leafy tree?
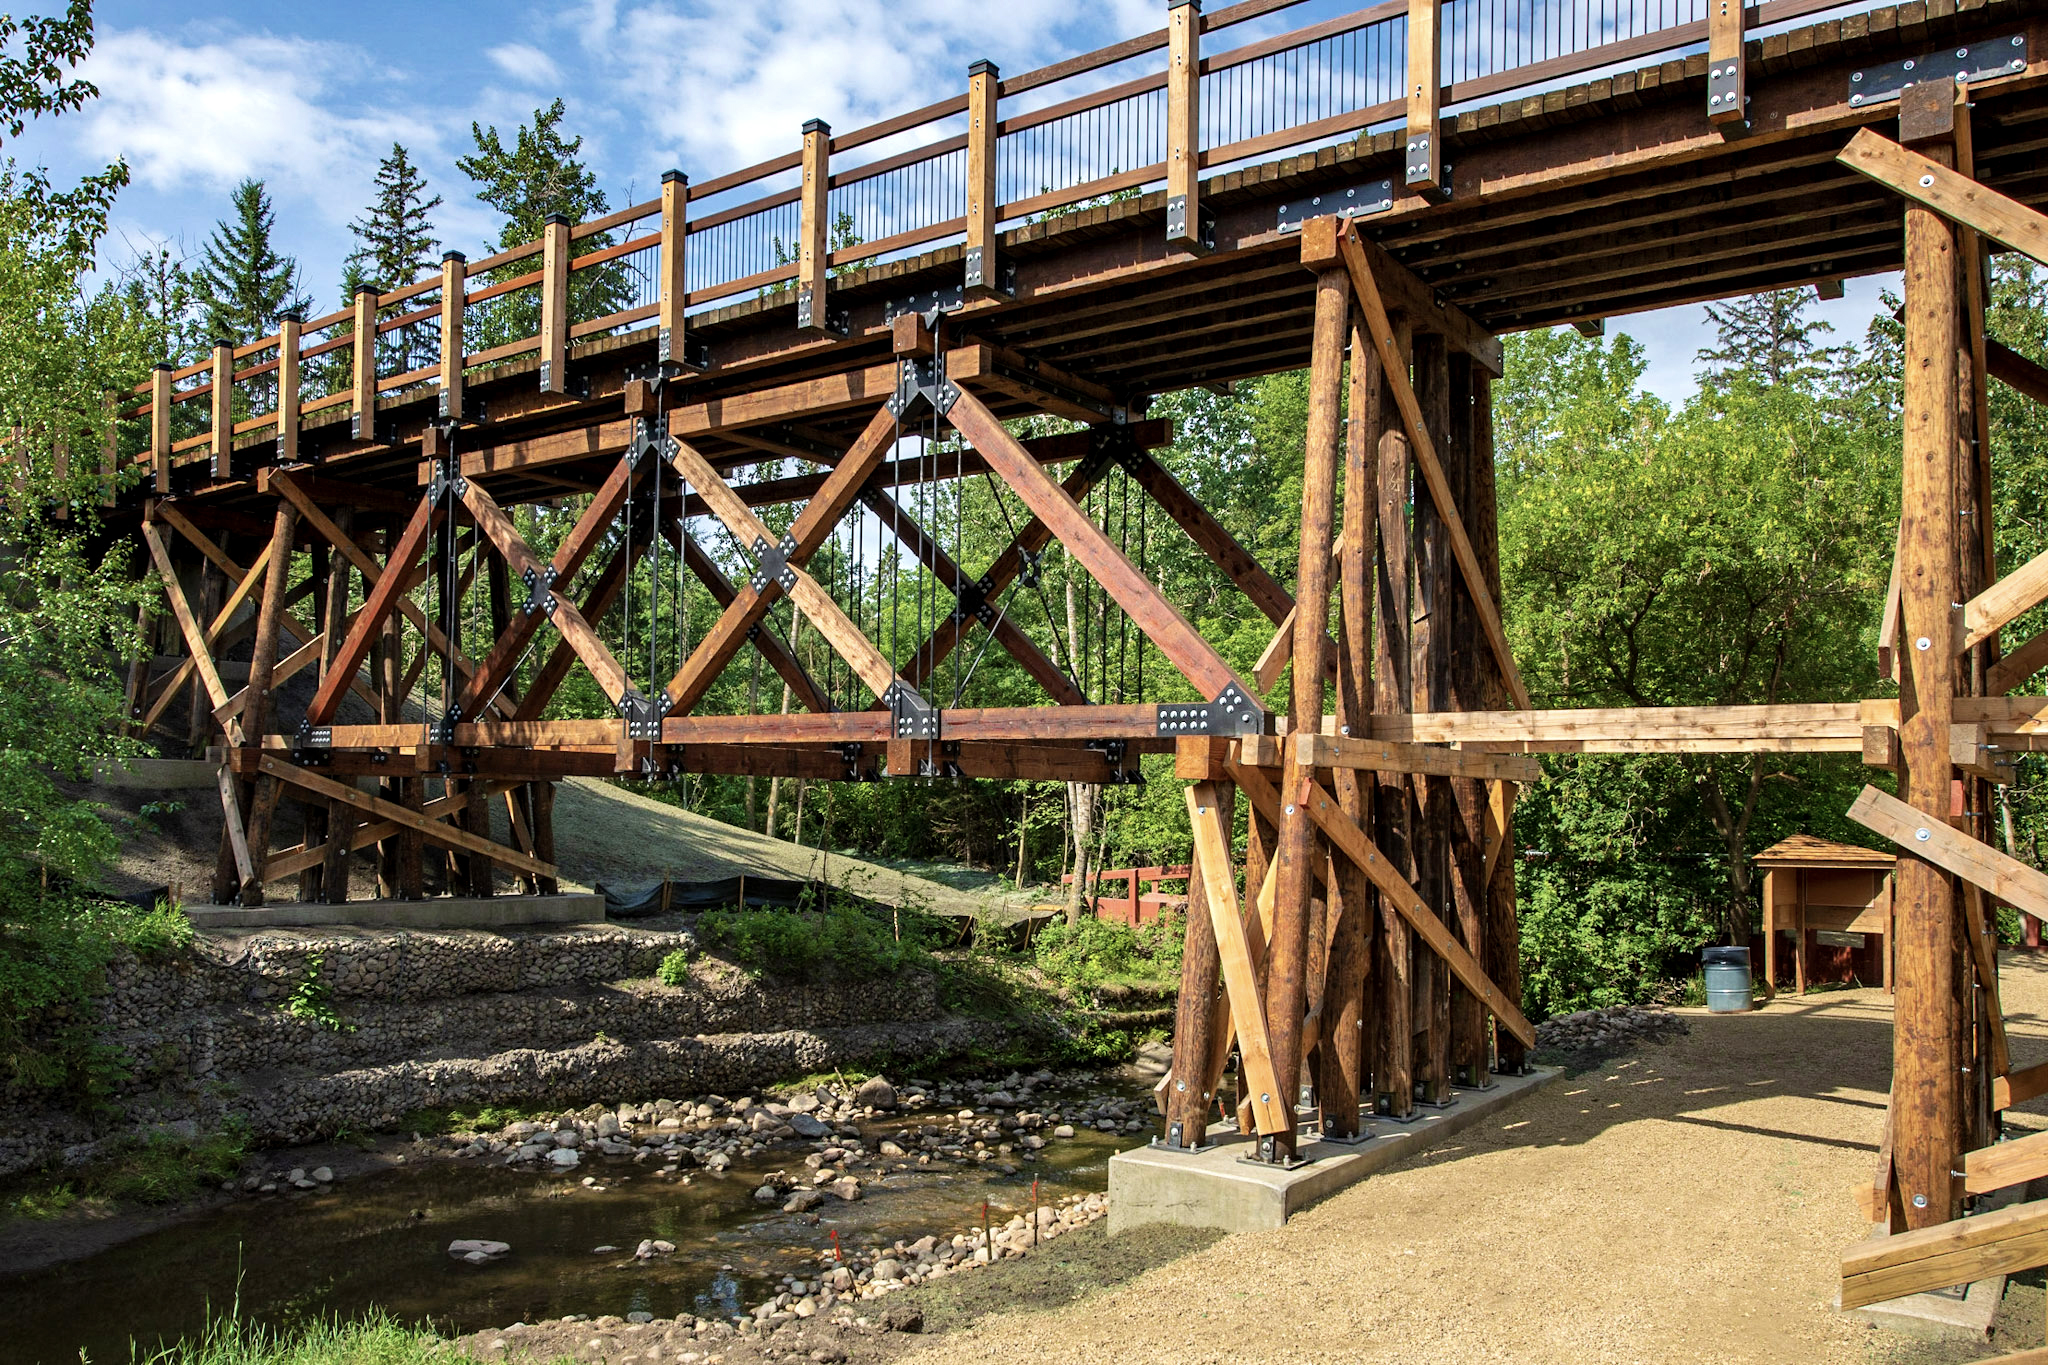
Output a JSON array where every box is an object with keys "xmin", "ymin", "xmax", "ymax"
[
  {"xmin": 0, "ymin": 0, "xmax": 168, "ymax": 1099},
  {"xmin": 1500, "ymin": 310, "xmax": 1895, "ymax": 950},
  {"xmin": 458, "ymin": 98, "xmax": 607, "ymax": 247},
  {"xmin": 457, "ymin": 99, "xmax": 631, "ymax": 348},
  {"xmin": 191, "ymin": 178, "xmax": 308, "ymax": 346}
]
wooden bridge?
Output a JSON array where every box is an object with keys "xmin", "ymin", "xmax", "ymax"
[{"xmin": 88, "ymin": 0, "xmax": 2048, "ymax": 1292}]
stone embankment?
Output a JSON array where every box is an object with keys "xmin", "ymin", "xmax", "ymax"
[{"xmin": 4, "ymin": 921, "xmax": 1008, "ymax": 1178}]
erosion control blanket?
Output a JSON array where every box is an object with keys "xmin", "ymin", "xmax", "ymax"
[{"xmin": 598, "ymin": 874, "xmax": 882, "ymax": 918}]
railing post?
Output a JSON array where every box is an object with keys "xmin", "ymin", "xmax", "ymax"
[
  {"xmin": 659, "ymin": 170, "xmax": 691, "ymax": 368},
  {"xmin": 797, "ymin": 118, "xmax": 835, "ymax": 333},
  {"xmin": 210, "ymin": 339, "xmax": 234, "ymax": 480},
  {"xmin": 541, "ymin": 213, "xmax": 571, "ymax": 392},
  {"xmin": 965, "ymin": 60, "xmax": 1002, "ymax": 294},
  {"xmin": 1708, "ymin": 0, "xmax": 1747, "ymax": 128},
  {"xmin": 276, "ymin": 312, "xmax": 302, "ymax": 464},
  {"xmin": 351, "ymin": 285, "xmax": 377, "ymax": 440},
  {"xmin": 150, "ymin": 362, "xmax": 173, "ymax": 494},
  {"xmin": 100, "ymin": 396, "xmax": 117, "ymax": 508},
  {"xmin": 1166, "ymin": 0, "xmax": 1206, "ymax": 252},
  {"xmin": 439, "ymin": 250, "xmax": 467, "ymax": 420},
  {"xmin": 1404, "ymin": 0, "xmax": 1444, "ymax": 195}
]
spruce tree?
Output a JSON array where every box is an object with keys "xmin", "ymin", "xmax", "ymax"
[
  {"xmin": 1696, "ymin": 288, "xmax": 1852, "ymax": 388},
  {"xmin": 192, "ymin": 178, "xmax": 308, "ymax": 346},
  {"xmin": 346, "ymin": 143, "xmax": 441, "ymax": 293}
]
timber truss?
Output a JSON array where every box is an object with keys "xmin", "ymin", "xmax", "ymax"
[{"xmin": 96, "ymin": 0, "xmax": 2048, "ymax": 1250}]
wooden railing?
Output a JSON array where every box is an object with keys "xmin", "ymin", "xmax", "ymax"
[{"xmin": 121, "ymin": 0, "xmax": 1889, "ymax": 488}]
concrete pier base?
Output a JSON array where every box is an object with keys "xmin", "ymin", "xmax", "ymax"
[
  {"xmin": 1109, "ymin": 1065, "xmax": 1561, "ymax": 1234},
  {"xmin": 185, "ymin": 893, "xmax": 605, "ymax": 931}
]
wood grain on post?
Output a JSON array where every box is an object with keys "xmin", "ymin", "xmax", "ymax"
[
  {"xmin": 964, "ymin": 62, "xmax": 1000, "ymax": 295},
  {"xmin": 439, "ymin": 252, "xmax": 466, "ymax": 421},
  {"xmin": 209, "ymin": 341, "xmax": 234, "ymax": 480},
  {"xmin": 658, "ymin": 171, "xmax": 689, "ymax": 366},
  {"xmin": 1373, "ymin": 313, "xmax": 1416, "ymax": 1119},
  {"xmin": 1892, "ymin": 88, "xmax": 1964, "ymax": 1232},
  {"xmin": 235, "ymin": 498, "xmax": 303, "ymax": 904},
  {"xmin": 1403, "ymin": 0, "xmax": 1443, "ymax": 193},
  {"xmin": 277, "ymin": 314, "xmax": 302, "ymax": 464},
  {"xmin": 1165, "ymin": 0, "xmax": 1203, "ymax": 253},
  {"xmin": 350, "ymin": 287, "xmax": 377, "ymax": 439},
  {"xmin": 1444, "ymin": 351, "xmax": 1490, "ymax": 1085},
  {"xmin": 1166, "ymin": 780, "xmax": 1231, "ymax": 1146},
  {"xmin": 797, "ymin": 120, "xmax": 832, "ymax": 333},
  {"xmin": 1265, "ymin": 258, "xmax": 1349, "ymax": 1158},
  {"xmin": 540, "ymin": 214, "xmax": 572, "ymax": 393}
]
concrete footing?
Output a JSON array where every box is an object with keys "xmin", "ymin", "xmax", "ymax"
[
  {"xmin": 185, "ymin": 893, "xmax": 605, "ymax": 931},
  {"xmin": 1837, "ymin": 1275, "xmax": 2002, "ymax": 1343},
  {"xmin": 1108, "ymin": 1065, "xmax": 1561, "ymax": 1234}
]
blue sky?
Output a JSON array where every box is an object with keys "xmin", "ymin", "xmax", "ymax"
[{"xmin": 13, "ymin": 0, "xmax": 1899, "ymax": 402}]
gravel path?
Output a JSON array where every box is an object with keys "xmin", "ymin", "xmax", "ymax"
[{"xmin": 879, "ymin": 952, "xmax": 2048, "ymax": 1365}]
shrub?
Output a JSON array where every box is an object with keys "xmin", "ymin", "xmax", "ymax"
[
  {"xmin": 655, "ymin": 947, "xmax": 693, "ymax": 985},
  {"xmin": 1032, "ymin": 912, "xmax": 1185, "ymax": 996},
  {"xmin": 281, "ymin": 955, "xmax": 351, "ymax": 1033},
  {"xmin": 695, "ymin": 897, "xmax": 934, "ymax": 983}
]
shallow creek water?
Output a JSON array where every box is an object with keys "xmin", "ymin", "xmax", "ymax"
[{"xmin": 1, "ymin": 1090, "xmax": 1151, "ymax": 1365}]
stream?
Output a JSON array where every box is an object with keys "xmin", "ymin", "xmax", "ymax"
[{"xmin": 0, "ymin": 1082, "xmax": 1153, "ymax": 1365}]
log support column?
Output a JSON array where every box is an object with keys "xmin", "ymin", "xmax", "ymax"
[{"xmin": 1892, "ymin": 81, "xmax": 1966, "ymax": 1232}]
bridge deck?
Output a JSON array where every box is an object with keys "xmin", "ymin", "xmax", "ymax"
[{"xmin": 126, "ymin": 0, "xmax": 2048, "ymax": 520}]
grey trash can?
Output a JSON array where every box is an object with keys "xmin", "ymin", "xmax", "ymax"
[{"xmin": 1701, "ymin": 945, "xmax": 1753, "ymax": 1014}]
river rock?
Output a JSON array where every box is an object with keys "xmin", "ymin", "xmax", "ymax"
[
  {"xmin": 754, "ymin": 1184, "xmax": 781, "ymax": 1203},
  {"xmin": 786, "ymin": 1113, "xmax": 830, "ymax": 1139},
  {"xmin": 310, "ymin": 1166, "xmax": 333, "ymax": 1183},
  {"xmin": 1053, "ymin": 1125, "xmax": 1075, "ymax": 1138},
  {"xmin": 448, "ymin": 1239, "xmax": 510, "ymax": 1261},
  {"xmin": 547, "ymin": 1148, "xmax": 581, "ymax": 1169},
  {"xmin": 783, "ymin": 1188, "xmax": 825, "ymax": 1213},
  {"xmin": 878, "ymin": 1140, "xmax": 906, "ymax": 1157},
  {"xmin": 553, "ymin": 1130, "xmax": 582, "ymax": 1149},
  {"xmin": 855, "ymin": 1076, "xmax": 897, "ymax": 1110},
  {"xmin": 827, "ymin": 1177, "xmax": 861, "ymax": 1201},
  {"xmin": 872, "ymin": 1258, "xmax": 903, "ymax": 1281},
  {"xmin": 787, "ymin": 1094, "xmax": 820, "ymax": 1113}
]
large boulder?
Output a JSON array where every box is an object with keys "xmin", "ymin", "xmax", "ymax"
[{"xmin": 855, "ymin": 1076, "xmax": 898, "ymax": 1110}]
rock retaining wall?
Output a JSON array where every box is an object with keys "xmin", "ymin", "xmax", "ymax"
[{"xmin": 3, "ymin": 922, "xmax": 991, "ymax": 1178}]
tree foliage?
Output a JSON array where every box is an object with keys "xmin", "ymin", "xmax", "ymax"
[{"xmin": 191, "ymin": 178, "xmax": 308, "ymax": 346}]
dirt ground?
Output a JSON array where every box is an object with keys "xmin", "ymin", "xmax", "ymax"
[{"xmin": 859, "ymin": 951, "xmax": 2048, "ymax": 1365}]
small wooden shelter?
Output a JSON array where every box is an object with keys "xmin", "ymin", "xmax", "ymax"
[{"xmin": 1755, "ymin": 835, "xmax": 1896, "ymax": 995}]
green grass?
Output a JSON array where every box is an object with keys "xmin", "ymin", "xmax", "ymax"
[
  {"xmin": 88, "ymin": 1124, "xmax": 248, "ymax": 1204},
  {"xmin": 124, "ymin": 1310, "xmax": 488, "ymax": 1365},
  {"xmin": 397, "ymin": 1104, "xmax": 543, "ymax": 1137},
  {"xmin": 5, "ymin": 1180, "xmax": 83, "ymax": 1219}
]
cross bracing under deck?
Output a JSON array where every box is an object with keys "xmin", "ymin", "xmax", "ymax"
[{"xmin": 86, "ymin": 0, "xmax": 2048, "ymax": 1258}]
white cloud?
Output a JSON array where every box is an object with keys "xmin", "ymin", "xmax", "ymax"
[
  {"xmin": 70, "ymin": 27, "xmax": 438, "ymax": 216},
  {"xmin": 581, "ymin": 0, "xmax": 1157, "ymax": 172},
  {"xmin": 486, "ymin": 43, "xmax": 562, "ymax": 87}
]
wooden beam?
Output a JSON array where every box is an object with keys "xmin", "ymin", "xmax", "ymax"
[
  {"xmin": 1299, "ymin": 775, "xmax": 1536, "ymax": 1048},
  {"xmin": 140, "ymin": 522, "xmax": 235, "ymax": 719},
  {"xmin": 1838, "ymin": 129, "xmax": 2048, "ymax": 272},
  {"xmin": 1995, "ymin": 1059, "xmax": 2048, "ymax": 1113},
  {"xmin": 1841, "ymin": 1194, "xmax": 2048, "ymax": 1310},
  {"xmin": 149, "ymin": 363, "xmax": 172, "ymax": 493},
  {"xmin": 1706, "ymin": 0, "xmax": 1746, "ymax": 127},
  {"xmin": 216, "ymin": 764, "xmax": 254, "ymax": 890},
  {"xmin": 1186, "ymin": 781, "xmax": 1290, "ymax": 1139},
  {"xmin": 1125, "ymin": 448, "xmax": 1291, "ymax": 626},
  {"xmin": 964, "ymin": 61, "xmax": 1000, "ymax": 295},
  {"xmin": 1340, "ymin": 224, "xmax": 1528, "ymax": 708},
  {"xmin": 1403, "ymin": 0, "xmax": 1443, "ymax": 194},
  {"xmin": 257, "ymin": 754, "xmax": 555, "ymax": 879},
  {"xmin": 945, "ymin": 386, "xmax": 1256, "ymax": 707},
  {"xmin": 666, "ymin": 519, "xmax": 834, "ymax": 717},
  {"xmin": 1960, "ymin": 546, "xmax": 2048, "ymax": 654},
  {"xmin": 1991, "ymin": 338, "xmax": 2048, "ymax": 408},
  {"xmin": 1165, "ymin": 0, "xmax": 1204, "ymax": 254},
  {"xmin": 797, "ymin": 119, "xmax": 832, "ymax": 333},
  {"xmin": 658, "ymin": 171, "xmax": 689, "ymax": 367},
  {"xmin": 209, "ymin": 341, "xmax": 233, "ymax": 480},
  {"xmin": 461, "ymin": 480, "xmax": 634, "ymax": 705},
  {"xmin": 276, "ymin": 313, "xmax": 301, "ymax": 464},
  {"xmin": 350, "ymin": 287, "xmax": 377, "ymax": 440},
  {"xmin": 305, "ymin": 493, "xmax": 438, "ymax": 727},
  {"xmin": 1278, "ymin": 731, "xmax": 1543, "ymax": 783},
  {"xmin": 540, "ymin": 214, "xmax": 571, "ymax": 392},
  {"xmin": 438, "ymin": 252, "xmax": 465, "ymax": 421},
  {"xmin": 1850, "ymin": 784, "xmax": 2048, "ymax": 923}
]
